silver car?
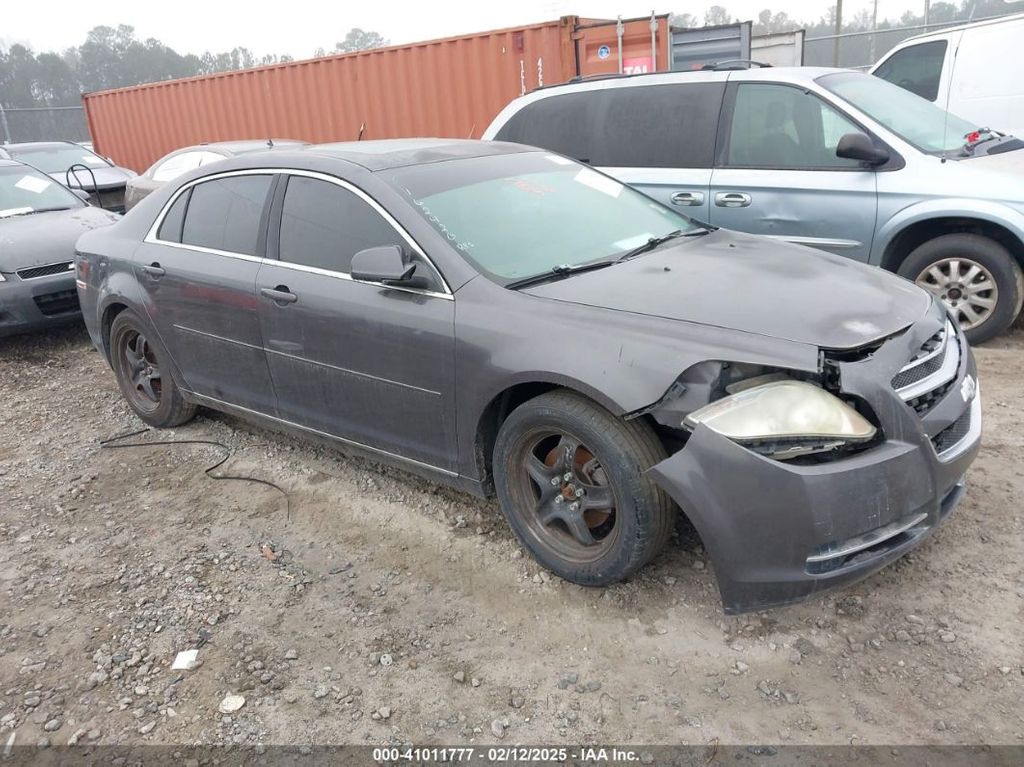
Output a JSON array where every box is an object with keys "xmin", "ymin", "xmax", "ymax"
[{"xmin": 484, "ymin": 66, "xmax": 1024, "ymax": 343}]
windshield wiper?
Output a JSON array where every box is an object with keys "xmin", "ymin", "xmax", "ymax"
[
  {"xmin": 961, "ymin": 127, "xmax": 1003, "ymax": 154},
  {"xmin": 2, "ymin": 206, "xmax": 73, "ymax": 218},
  {"xmin": 614, "ymin": 228, "xmax": 709, "ymax": 262},
  {"xmin": 505, "ymin": 260, "xmax": 617, "ymax": 290}
]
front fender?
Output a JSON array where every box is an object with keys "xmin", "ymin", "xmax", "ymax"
[{"xmin": 873, "ymin": 197, "xmax": 1024, "ymax": 265}]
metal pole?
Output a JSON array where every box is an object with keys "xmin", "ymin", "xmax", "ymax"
[
  {"xmin": 616, "ymin": 16, "xmax": 624, "ymax": 74},
  {"xmin": 924, "ymin": 0, "xmax": 931, "ymax": 28},
  {"xmin": 870, "ymin": 0, "xmax": 879, "ymax": 63},
  {"xmin": 0, "ymin": 104, "xmax": 11, "ymax": 144},
  {"xmin": 650, "ymin": 11, "xmax": 658, "ymax": 71},
  {"xmin": 833, "ymin": 0, "xmax": 844, "ymax": 66}
]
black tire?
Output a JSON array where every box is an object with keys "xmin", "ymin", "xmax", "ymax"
[
  {"xmin": 897, "ymin": 233, "xmax": 1023, "ymax": 345},
  {"xmin": 492, "ymin": 390, "xmax": 673, "ymax": 586},
  {"xmin": 110, "ymin": 309, "xmax": 196, "ymax": 428}
]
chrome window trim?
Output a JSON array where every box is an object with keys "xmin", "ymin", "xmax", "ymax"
[
  {"xmin": 183, "ymin": 389, "xmax": 458, "ymax": 478},
  {"xmin": 144, "ymin": 167, "xmax": 453, "ymax": 300},
  {"xmin": 895, "ymin": 320, "xmax": 959, "ymax": 401}
]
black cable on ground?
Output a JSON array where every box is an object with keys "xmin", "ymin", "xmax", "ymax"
[{"xmin": 99, "ymin": 427, "xmax": 291, "ymax": 520}]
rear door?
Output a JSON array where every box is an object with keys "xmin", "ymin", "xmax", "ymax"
[
  {"xmin": 709, "ymin": 81, "xmax": 878, "ymax": 261},
  {"xmin": 255, "ymin": 172, "xmax": 457, "ymax": 471},
  {"xmin": 135, "ymin": 171, "xmax": 278, "ymax": 414},
  {"xmin": 491, "ymin": 80, "xmax": 726, "ymax": 225}
]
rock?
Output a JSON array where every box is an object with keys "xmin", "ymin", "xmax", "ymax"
[
  {"xmin": 735, "ymin": 661, "xmax": 750, "ymax": 673},
  {"xmin": 313, "ymin": 686, "xmax": 328, "ymax": 699},
  {"xmin": 940, "ymin": 632, "xmax": 957, "ymax": 643},
  {"xmin": 793, "ymin": 637, "xmax": 815, "ymax": 656},
  {"xmin": 471, "ymin": 678, "xmax": 481, "ymax": 688},
  {"xmin": 556, "ymin": 672, "xmax": 578, "ymax": 690},
  {"xmin": 23, "ymin": 695, "xmax": 41, "ymax": 708},
  {"xmin": 788, "ymin": 650, "xmax": 802, "ymax": 665},
  {"xmin": 895, "ymin": 630, "xmax": 912, "ymax": 642},
  {"xmin": 453, "ymin": 670, "xmax": 466, "ymax": 683},
  {"xmin": 585, "ymin": 681, "xmax": 602, "ymax": 692},
  {"xmin": 490, "ymin": 718, "xmax": 506, "ymax": 738},
  {"xmin": 138, "ymin": 721, "xmax": 156, "ymax": 735},
  {"xmin": 218, "ymin": 694, "xmax": 245, "ymax": 714},
  {"xmin": 378, "ymin": 706, "xmax": 391, "ymax": 720},
  {"xmin": 134, "ymin": 685, "xmax": 149, "ymax": 696},
  {"xmin": 945, "ymin": 673, "xmax": 963, "ymax": 687},
  {"xmin": 835, "ymin": 595, "xmax": 865, "ymax": 616},
  {"xmin": 284, "ymin": 649, "xmax": 298, "ymax": 660},
  {"xmin": 906, "ymin": 614, "xmax": 925, "ymax": 625},
  {"xmin": 43, "ymin": 718, "xmax": 63, "ymax": 732},
  {"xmin": 66, "ymin": 729, "xmax": 87, "ymax": 746},
  {"xmin": 692, "ymin": 560, "xmax": 705, "ymax": 570},
  {"xmin": 999, "ymin": 666, "xmax": 1012, "ymax": 675}
]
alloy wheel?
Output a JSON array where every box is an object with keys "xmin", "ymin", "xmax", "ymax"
[
  {"xmin": 120, "ymin": 329, "xmax": 162, "ymax": 412},
  {"xmin": 915, "ymin": 257, "xmax": 998, "ymax": 331}
]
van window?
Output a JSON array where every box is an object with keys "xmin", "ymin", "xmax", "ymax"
[
  {"xmin": 494, "ymin": 83, "xmax": 724, "ymax": 169},
  {"xmin": 873, "ymin": 40, "xmax": 947, "ymax": 102},
  {"xmin": 180, "ymin": 175, "xmax": 272, "ymax": 255},
  {"xmin": 724, "ymin": 83, "xmax": 862, "ymax": 169}
]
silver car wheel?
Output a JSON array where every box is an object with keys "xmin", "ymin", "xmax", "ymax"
[{"xmin": 915, "ymin": 257, "xmax": 998, "ymax": 331}]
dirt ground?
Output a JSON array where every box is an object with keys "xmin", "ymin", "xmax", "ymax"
[{"xmin": 0, "ymin": 322, "xmax": 1021, "ymax": 751}]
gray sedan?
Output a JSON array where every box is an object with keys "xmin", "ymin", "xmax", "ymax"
[
  {"xmin": 74, "ymin": 140, "xmax": 981, "ymax": 613},
  {"xmin": 0, "ymin": 160, "xmax": 119, "ymax": 337}
]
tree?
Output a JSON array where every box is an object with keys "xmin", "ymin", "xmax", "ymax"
[
  {"xmin": 703, "ymin": 5, "xmax": 733, "ymax": 27},
  {"xmin": 334, "ymin": 28, "xmax": 388, "ymax": 53}
]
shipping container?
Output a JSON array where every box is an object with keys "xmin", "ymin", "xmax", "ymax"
[{"xmin": 84, "ymin": 14, "xmax": 671, "ymax": 172}]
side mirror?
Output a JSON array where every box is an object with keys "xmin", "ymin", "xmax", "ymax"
[
  {"xmin": 71, "ymin": 188, "xmax": 92, "ymax": 202},
  {"xmin": 836, "ymin": 132, "xmax": 890, "ymax": 166},
  {"xmin": 350, "ymin": 245, "xmax": 416, "ymax": 284}
]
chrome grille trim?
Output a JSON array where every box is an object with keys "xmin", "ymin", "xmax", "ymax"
[
  {"xmin": 894, "ymin": 320, "xmax": 960, "ymax": 405},
  {"xmin": 16, "ymin": 261, "xmax": 75, "ymax": 280},
  {"xmin": 935, "ymin": 387, "xmax": 982, "ymax": 462}
]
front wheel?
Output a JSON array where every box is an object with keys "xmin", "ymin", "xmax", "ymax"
[
  {"xmin": 898, "ymin": 233, "xmax": 1023, "ymax": 344},
  {"xmin": 492, "ymin": 390, "xmax": 673, "ymax": 586}
]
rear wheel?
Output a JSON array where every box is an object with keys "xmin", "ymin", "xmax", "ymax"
[
  {"xmin": 110, "ymin": 310, "xmax": 196, "ymax": 428},
  {"xmin": 898, "ymin": 233, "xmax": 1023, "ymax": 344},
  {"xmin": 492, "ymin": 390, "xmax": 673, "ymax": 586}
]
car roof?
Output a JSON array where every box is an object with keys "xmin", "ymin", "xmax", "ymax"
[
  {"xmin": 295, "ymin": 138, "xmax": 532, "ymax": 171},
  {"xmin": 186, "ymin": 139, "xmax": 308, "ymax": 154},
  {"xmin": 0, "ymin": 158, "xmax": 27, "ymax": 168},
  {"xmin": 2, "ymin": 141, "xmax": 85, "ymax": 151}
]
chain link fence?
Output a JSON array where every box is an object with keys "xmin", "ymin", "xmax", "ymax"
[
  {"xmin": 0, "ymin": 105, "xmax": 90, "ymax": 145},
  {"xmin": 804, "ymin": 12, "xmax": 1016, "ymax": 70}
]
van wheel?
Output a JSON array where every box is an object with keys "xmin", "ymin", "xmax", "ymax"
[
  {"xmin": 110, "ymin": 310, "xmax": 196, "ymax": 428},
  {"xmin": 492, "ymin": 390, "xmax": 673, "ymax": 586},
  {"xmin": 898, "ymin": 234, "xmax": 1022, "ymax": 344}
]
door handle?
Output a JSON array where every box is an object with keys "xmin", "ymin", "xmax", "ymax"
[
  {"xmin": 714, "ymin": 192, "xmax": 752, "ymax": 208},
  {"xmin": 141, "ymin": 262, "xmax": 165, "ymax": 278},
  {"xmin": 670, "ymin": 191, "xmax": 705, "ymax": 206},
  {"xmin": 260, "ymin": 286, "xmax": 298, "ymax": 304}
]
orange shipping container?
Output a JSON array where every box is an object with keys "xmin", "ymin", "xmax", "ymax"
[{"xmin": 83, "ymin": 15, "xmax": 670, "ymax": 172}]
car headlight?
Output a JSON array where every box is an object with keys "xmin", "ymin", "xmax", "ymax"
[{"xmin": 683, "ymin": 380, "xmax": 876, "ymax": 460}]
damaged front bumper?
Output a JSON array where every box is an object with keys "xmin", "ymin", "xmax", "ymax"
[{"xmin": 647, "ymin": 312, "xmax": 981, "ymax": 614}]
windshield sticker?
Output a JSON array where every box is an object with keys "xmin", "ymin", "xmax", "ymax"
[
  {"xmin": 544, "ymin": 155, "xmax": 575, "ymax": 165},
  {"xmin": 82, "ymin": 155, "xmax": 106, "ymax": 165},
  {"xmin": 503, "ymin": 177, "xmax": 555, "ymax": 197},
  {"xmin": 14, "ymin": 175, "xmax": 51, "ymax": 194},
  {"xmin": 0, "ymin": 206, "xmax": 34, "ymax": 218},
  {"xmin": 573, "ymin": 168, "xmax": 623, "ymax": 198}
]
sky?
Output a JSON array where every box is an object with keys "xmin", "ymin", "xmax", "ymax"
[{"xmin": 3, "ymin": 0, "xmax": 935, "ymax": 59}]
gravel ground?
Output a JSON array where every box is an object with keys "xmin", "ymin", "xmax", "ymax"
[{"xmin": 0, "ymin": 322, "xmax": 1021, "ymax": 750}]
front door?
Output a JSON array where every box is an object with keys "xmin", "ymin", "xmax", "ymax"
[
  {"xmin": 255, "ymin": 173, "xmax": 457, "ymax": 471},
  {"xmin": 709, "ymin": 82, "xmax": 878, "ymax": 262},
  {"xmin": 134, "ymin": 172, "xmax": 278, "ymax": 414}
]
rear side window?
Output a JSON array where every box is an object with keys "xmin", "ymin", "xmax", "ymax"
[
  {"xmin": 180, "ymin": 175, "xmax": 272, "ymax": 255},
  {"xmin": 873, "ymin": 40, "xmax": 947, "ymax": 102},
  {"xmin": 277, "ymin": 176, "xmax": 406, "ymax": 274},
  {"xmin": 494, "ymin": 83, "xmax": 724, "ymax": 169},
  {"xmin": 157, "ymin": 189, "xmax": 189, "ymax": 242}
]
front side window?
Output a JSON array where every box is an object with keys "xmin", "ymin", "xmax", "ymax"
[
  {"xmin": 820, "ymin": 71, "xmax": 977, "ymax": 155},
  {"xmin": 277, "ymin": 176, "xmax": 407, "ymax": 274},
  {"xmin": 180, "ymin": 175, "xmax": 272, "ymax": 255},
  {"xmin": 385, "ymin": 152, "xmax": 698, "ymax": 284},
  {"xmin": 0, "ymin": 166, "xmax": 84, "ymax": 217},
  {"xmin": 873, "ymin": 40, "xmax": 947, "ymax": 102},
  {"xmin": 725, "ymin": 83, "xmax": 863, "ymax": 169}
]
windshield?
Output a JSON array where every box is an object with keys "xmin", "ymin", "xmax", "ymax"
[
  {"xmin": 818, "ymin": 72, "xmax": 979, "ymax": 155},
  {"xmin": 0, "ymin": 166, "xmax": 84, "ymax": 217},
  {"xmin": 6, "ymin": 144, "xmax": 112, "ymax": 174},
  {"xmin": 384, "ymin": 152, "xmax": 698, "ymax": 284}
]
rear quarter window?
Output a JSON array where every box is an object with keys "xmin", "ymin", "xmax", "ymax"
[{"xmin": 494, "ymin": 82, "xmax": 725, "ymax": 169}]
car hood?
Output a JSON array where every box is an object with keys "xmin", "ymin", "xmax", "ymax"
[
  {"xmin": 523, "ymin": 229, "xmax": 931, "ymax": 349},
  {"xmin": 48, "ymin": 165, "xmax": 135, "ymax": 190},
  {"xmin": 0, "ymin": 206, "xmax": 120, "ymax": 272}
]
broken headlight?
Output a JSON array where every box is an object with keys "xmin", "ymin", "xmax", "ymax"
[{"xmin": 683, "ymin": 380, "xmax": 876, "ymax": 460}]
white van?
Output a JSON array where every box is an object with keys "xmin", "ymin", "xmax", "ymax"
[{"xmin": 871, "ymin": 13, "xmax": 1024, "ymax": 138}]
